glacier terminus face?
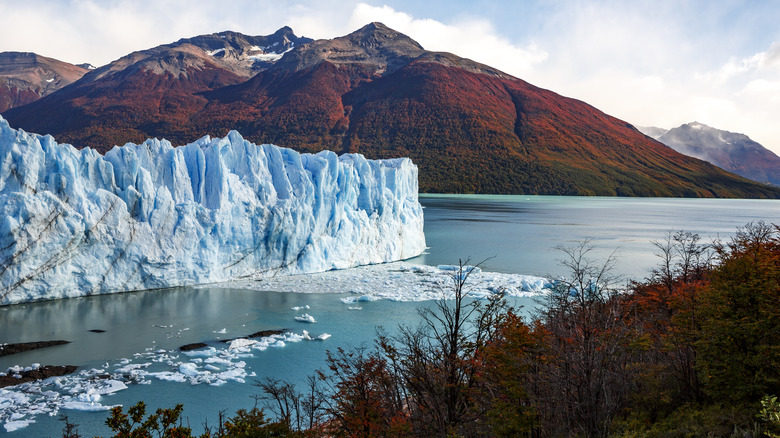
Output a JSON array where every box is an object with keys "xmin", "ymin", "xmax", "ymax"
[{"xmin": 0, "ymin": 117, "xmax": 425, "ymax": 305}]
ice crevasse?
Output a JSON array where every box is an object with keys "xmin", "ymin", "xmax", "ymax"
[{"xmin": 0, "ymin": 117, "xmax": 425, "ymax": 305}]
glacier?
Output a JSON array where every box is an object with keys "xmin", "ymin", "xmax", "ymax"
[{"xmin": 0, "ymin": 116, "xmax": 425, "ymax": 305}]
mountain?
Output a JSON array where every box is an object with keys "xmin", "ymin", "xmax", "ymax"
[
  {"xmin": 1, "ymin": 28, "xmax": 311, "ymax": 147},
  {"xmin": 0, "ymin": 52, "xmax": 88, "ymax": 112},
  {"xmin": 4, "ymin": 23, "xmax": 779, "ymax": 198},
  {"xmin": 640, "ymin": 122, "xmax": 780, "ymax": 186},
  {"xmin": 636, "ymin": 125, "xmax": 667, "ymax": 139}
]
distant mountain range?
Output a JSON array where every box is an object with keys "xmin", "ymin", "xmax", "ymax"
[
  {"xmin": 639, "ymin": 123, "xmax": 780, "ymax": 187},
  {"xmin": 0, "ymin": 52, "xmax": 88, "ymax": 112},
  {"xmin": 2, "ymin": 23, "xmax": 778, "ymax": 198}
]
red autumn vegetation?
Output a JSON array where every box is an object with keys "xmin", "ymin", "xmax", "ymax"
[
  {"xmin": 70, "ymin": 222, "xmax": 780, "ymax": 437},
  {"xmin": 6, "ymin": 52, "xmax": 778, "ymax": 197}
]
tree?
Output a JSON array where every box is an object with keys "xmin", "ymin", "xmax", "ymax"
[
  {"xmin": 377, "ymin": 260, "xmax": 511, "ymax": 436},
  {"xmin": 481, "ymin": 312, "xmax": 546, "ymax": 436},
  {"xmin": 759, "ymin": 395, "xmax": 780, "ymax": 438},
  {"xmin": 105, "ymin": 402, "xmax": 192, "ymax": 438},
  {"xmin": 627, "ymin": 230, "xmax": 712, "ymax": 415},
  {"xmin": 533, "ymin": 241, "xmax": 635, "ymax": 437},
  {"xmin": 698, "ymin": 221, "xmax": 780, "ymax": 402},
  {"xmin": 317, "ymin": 346, "xmax": 410, "ymax": 437},
  {"xmin": 255, "ymin": 376, "xmax": 325, "ymax": 434}
]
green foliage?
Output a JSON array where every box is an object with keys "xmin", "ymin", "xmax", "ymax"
[
  {"xmin": 221, "ymin": 408, "xmax": 295, "ymax": 438},
  {"xmin": 697, "ymin": 222, "xmax": 780, "ymax": 402},
  {"xmin": 613, "ymin": 403, "xmax": 761, "ymax": 438},
  {"xmin": 100, "ymin": 402, "xmax": 297, "ymax": 438},
  {"xmin": 759, "ymin": 395, "xmax": 780, "ymax": 437},
  {"xmin": 105, "ymin": 401, "xmax": 192, "ymax": 438}
]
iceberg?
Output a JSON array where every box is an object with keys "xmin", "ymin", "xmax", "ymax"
[{"xmin": 0, "ymin": 117, "xmax": 425, "ymax": 305}]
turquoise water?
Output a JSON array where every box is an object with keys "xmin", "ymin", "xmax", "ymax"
[
  {"xmin": 410, "ymin": 194, "xmax": 780, "ymax": 278},
  {"xmin": 3, "ymin": 195, "xmax": 780, "ymax": 436}
]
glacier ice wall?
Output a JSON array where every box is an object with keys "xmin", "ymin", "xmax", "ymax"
[{"xmin": 0, "ymin": 117, "xmax": 425, "ymax": 305}]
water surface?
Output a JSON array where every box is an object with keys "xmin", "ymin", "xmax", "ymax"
[{"xmin": 3, "ymin": 195, "xmax": 780, "ymax": 436}]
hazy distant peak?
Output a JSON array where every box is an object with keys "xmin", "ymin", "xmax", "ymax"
[
  {"xmin": 685, "ymin": 121, "xmax": 710, "ymax": 131},
  {"xmin": 636, "ymin": 125, "xmax": 668, "ymax": 139},
  {"xmin": 656, "ymin": 122, "xmax": 780, "ymax": 186}
]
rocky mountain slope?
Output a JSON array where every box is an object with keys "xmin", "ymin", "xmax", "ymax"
[
  {"xmin": 0, "ymin": 52, "xmax": 88, "ymax": 112},
  {"xmin": 4, "ymin": 23, "xmax": 779, "ymax": 198},
  {"xmin": 640, "ymin": 122, "xmax": 780, "ymax": 186}
]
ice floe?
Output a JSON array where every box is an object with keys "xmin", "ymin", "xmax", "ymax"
[
  {"xmin": 214, "ymin": 261, "xmax": 553, "ymax": 302},
  {"xmin": 294, "ymin": 313, "xmax": 316, "ymax": 323}
]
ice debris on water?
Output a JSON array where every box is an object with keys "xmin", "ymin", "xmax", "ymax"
[
  {"xmin": 301, "ymin": 330, "xmax": 331, "ymax": 341},
  {"xmin": 294, "ymin": 313, "xmax": 316, "ymax": 323},
  {"xmin": 0, "ymin": 331, "xmax": 312, "ymax": 432},
  {"xmin": 0, "ymin": 116, "xmax": 425, "ymax": 305}
]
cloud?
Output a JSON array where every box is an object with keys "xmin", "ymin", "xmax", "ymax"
[
  {"xmin": 346, "ymin": 3, "xmax": 548, "ymax": 76},
  {"xmin": 0, "ymin": 0, "xmax": 357, "ymax": 66},
  {"xmin": 501, "ymin": 1, "xmax": 780, "ymax": 153},
  {"xmin": 1, "ymin": 0, "xmax": 779, "ymax": 153}
]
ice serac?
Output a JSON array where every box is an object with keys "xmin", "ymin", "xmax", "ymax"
[{"xmin": 0, "ymin": 117, "xmax": 425, "ymax": 305}]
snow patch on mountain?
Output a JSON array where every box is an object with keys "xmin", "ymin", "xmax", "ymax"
[{"xmin": 0, "ymin": 117, "xmax": 425, "ymax": 305}]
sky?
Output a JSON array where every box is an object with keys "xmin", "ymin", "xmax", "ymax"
[{"xmin": 1, "ymin": 0, "xmax": 780, "ymax": 153}]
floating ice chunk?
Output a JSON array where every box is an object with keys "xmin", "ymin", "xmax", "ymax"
[
  {"xmin": 294, "ymin": 313, "xmax": 316, "ymax": 323},
  {"xmin": 150, "ymin": 372, "xmax": 187, "ymax": 383},
  {"xmin": 93, "ymin": 379, "xmax": 127, "ymax": 395},
  {"xmin": 4, "ymin": 419, "xmax": 34, "ymax": 432},
  {"xmin": 61, "ymin": 401, "xmax": 117, "ymax": 412},
  {"xmin": 213, "ymin": 328, "xmax": 227, "ymax": 334},
  {"xmin": 204, "ymin": 357, "xmax": 231, "ymax": 366},
  {"xmin": 282, "ymin": 333, "xmax": 305, "ymax": 342},
  {"xmin": 340, "ymin": 294, "xmax": 378, "ymax": 303},
  {"xmin": 228, "ymin": 338, "xmax": 257, "ymax": 350},
  {"xmin": 316, "ymin": 333, "xmax": 331, "ymax": 341},
  {"xmin": 179, "ymin": 363, "xmax": 201, "ymax": 377},
  {"xmin": 182, "ymin": 347, "xmax": 217, "ymax": 357}
]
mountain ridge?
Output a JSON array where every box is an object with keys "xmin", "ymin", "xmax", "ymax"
[
  {"xmin": 3, "ymin": 24, "xmax": 779, "ymax": 198},
  {"xmin": 640, "ymin": 122, "xmax": 780, "ymax": 186},
  {"xmin": 0, "ymin": 52, "xmax": 88, "ymax": 112}
]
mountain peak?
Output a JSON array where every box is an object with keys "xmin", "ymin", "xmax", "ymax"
[
  {"xmin": 0, "ymin": 52, "xmax": 88, "ymax": 111},
  {"xmin": 83, "ymin": 28, "xmax": 311, "ymax": 82},
  {"xmin": 345, "ymin": 22, "xmax": 423, "ymax": 51},
  {"xmin": 657, "ymin": 122, "xmax": 780, "ymax": 186},
  {"xmin": 272, "ymin": 25, "xmax": 295, "ymax": 36},
  {"xmin": 271, "ymin": 22, "xmax": 425, "ymax": 75},
  {"xmin": 685, "ymin": 121, "xmax": 710, "ymax": 131}
]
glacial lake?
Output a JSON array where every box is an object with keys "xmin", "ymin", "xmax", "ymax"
[{"xmin": 2, "ymin": 195, "xmax": 780, "ymax": 436}]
